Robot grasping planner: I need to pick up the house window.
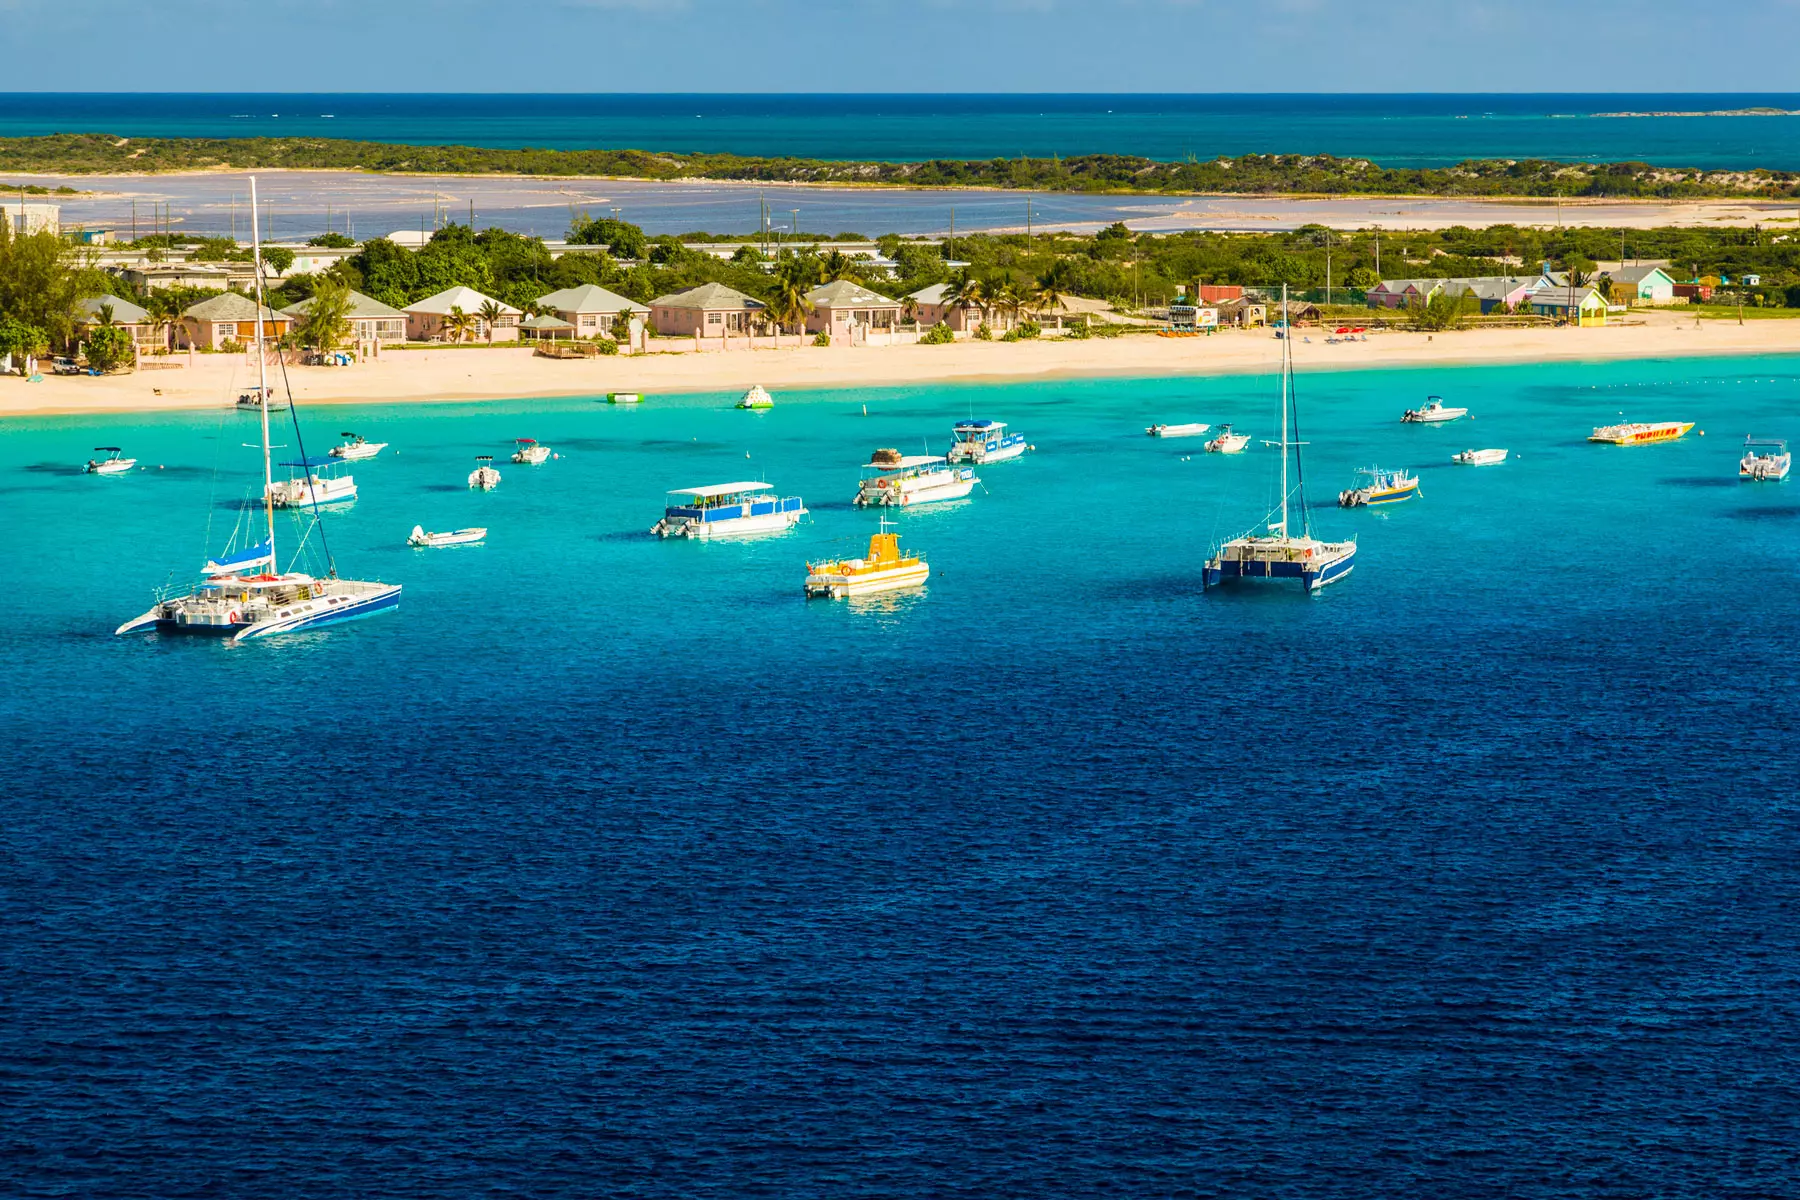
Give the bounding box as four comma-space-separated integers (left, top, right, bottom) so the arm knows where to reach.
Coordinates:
707, 313, 722, 325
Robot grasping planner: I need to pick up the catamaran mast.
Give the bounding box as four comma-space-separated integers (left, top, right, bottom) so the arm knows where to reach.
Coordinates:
1278, 283, 1289, 537
249, 176, 276, 572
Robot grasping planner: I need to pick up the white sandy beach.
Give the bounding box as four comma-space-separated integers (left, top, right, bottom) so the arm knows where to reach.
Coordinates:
5, 309, 1797, 419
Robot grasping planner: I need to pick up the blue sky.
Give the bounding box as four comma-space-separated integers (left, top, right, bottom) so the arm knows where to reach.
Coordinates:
1, 0, 1793, 91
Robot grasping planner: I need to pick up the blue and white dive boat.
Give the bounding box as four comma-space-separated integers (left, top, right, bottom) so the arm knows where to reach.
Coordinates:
268, 456, 356, 507
1337, 467, 1420, 507
1205, 287, 1357, 594
1739, 437, 1791, 481
947, 419, 1029, 464
651, 481, 807, 539
115, 177, 400, 644
853, 448, 978, 508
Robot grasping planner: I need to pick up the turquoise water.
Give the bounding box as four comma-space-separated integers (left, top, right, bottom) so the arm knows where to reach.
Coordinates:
5, 354, 1800, 1196
6, 93, 1800, 167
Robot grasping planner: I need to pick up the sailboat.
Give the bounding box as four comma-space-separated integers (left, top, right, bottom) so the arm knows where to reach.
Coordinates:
1203, 286, 1357, 594
115, 177, 401, 643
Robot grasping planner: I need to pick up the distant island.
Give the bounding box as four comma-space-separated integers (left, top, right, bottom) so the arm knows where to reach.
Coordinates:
3, 133, 1799, 200
1592, 107, 1800, 118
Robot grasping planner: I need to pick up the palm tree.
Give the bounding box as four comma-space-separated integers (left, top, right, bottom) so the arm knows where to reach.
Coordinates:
443, 305, 477, 344
945, 272, 986, 329
301, 279, 354, 353
820, 249, 853, 282
769, 276, 812, 346
900, 296, 920, 328
990, 280, 1021, 331
95, 301, 117, 328
1032, 279, 1065, 329
478, 299, 506, 345
144, 292, 178, 353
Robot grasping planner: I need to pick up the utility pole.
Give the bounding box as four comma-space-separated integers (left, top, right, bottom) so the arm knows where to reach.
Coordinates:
1026, 198, 1033, 247
1374, 229, 1381, 277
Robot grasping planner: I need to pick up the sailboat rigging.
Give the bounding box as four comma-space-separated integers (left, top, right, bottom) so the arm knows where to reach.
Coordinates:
115, 176, 402, 642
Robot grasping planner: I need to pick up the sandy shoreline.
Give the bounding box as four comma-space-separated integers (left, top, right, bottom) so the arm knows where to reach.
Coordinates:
6, 311, 1797, 420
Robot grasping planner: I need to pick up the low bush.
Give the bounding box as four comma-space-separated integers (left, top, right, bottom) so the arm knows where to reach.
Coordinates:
594, 336, 619, 355
812, 331, 832, 347
919, 322, 954, 345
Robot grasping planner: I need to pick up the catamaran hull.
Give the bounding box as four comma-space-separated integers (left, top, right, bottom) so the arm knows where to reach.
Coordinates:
1204, 548, 1357, 593
654, 511, 805, 539
948, 436, 1028, 464
116, 585, 402, 641
805, 564, 930, 598
854, 477, 977, 508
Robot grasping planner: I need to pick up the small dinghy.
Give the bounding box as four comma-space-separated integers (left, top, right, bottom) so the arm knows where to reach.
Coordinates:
1147, 422, 1210, 438
1452, 448, 1508, 466
468, 456, 502, 490
84, 446, 137, 475
408, 524, 487, 548
511, 437, 552, 465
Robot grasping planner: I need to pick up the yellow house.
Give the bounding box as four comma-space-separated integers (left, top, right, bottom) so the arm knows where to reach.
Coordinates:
1529, 286, 1609, 327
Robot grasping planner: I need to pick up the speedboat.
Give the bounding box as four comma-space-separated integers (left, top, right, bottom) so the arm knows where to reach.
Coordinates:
853, 449, 978, 508
1338, 467, 1420, 507
608, 392, 643, 405
947, 419, 1029, 464
511, 437, 552, 465
330, 432, 387, 460
1147, 422, 1210, 438
1205, 424, 1251, 454
268, 457, 356, 507
468, 456, 502, 489
1589, 420, 1694, 445
1401, 396, 1468, 423
1740, 436, 1791, 481
237, 387, 288, 412
408, 524, 487, 547
651, 481, 807, 538
738, 384, 774, 410
84, 446, 137, 475
1452, 448, 1508, 466
805, 518, 929, 599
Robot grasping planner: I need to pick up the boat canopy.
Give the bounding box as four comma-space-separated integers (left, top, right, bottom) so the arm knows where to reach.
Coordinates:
516, 437, 538, 444
204, 540, 274, 576
669, 481, 773, 497
863, 455, 945, 470
954, 419, 1003, 432
93, 445, 121, 452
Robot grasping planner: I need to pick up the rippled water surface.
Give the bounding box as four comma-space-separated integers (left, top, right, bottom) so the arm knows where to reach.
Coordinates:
4, 352, 1799, 1197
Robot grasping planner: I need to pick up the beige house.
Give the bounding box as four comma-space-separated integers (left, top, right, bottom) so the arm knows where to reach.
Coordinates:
404, 286, 521, 342
1216, 298, 1268, 328
76, 295, 162, 352
905, 283, 990, 333
804, 280, 900, 341
282, 290, 408, 345
176, 293, 293, 350
534, 283, 649, 338
649, 282, 766, 338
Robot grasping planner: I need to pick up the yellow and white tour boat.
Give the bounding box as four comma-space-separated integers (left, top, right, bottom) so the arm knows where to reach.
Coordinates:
804, 520, 930, 599
1588, 420, 1694, 446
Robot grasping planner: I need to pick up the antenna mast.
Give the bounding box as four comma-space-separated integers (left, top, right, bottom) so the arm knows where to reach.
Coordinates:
1278, 283, 1289, 537
250, 176, 275, 571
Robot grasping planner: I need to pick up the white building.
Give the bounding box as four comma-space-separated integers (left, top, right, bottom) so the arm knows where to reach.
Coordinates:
2, 200, 60, 237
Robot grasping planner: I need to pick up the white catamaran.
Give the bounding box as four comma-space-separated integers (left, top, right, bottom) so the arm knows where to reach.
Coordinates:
1203, 286, 1357, 594
115, 177, 401, 643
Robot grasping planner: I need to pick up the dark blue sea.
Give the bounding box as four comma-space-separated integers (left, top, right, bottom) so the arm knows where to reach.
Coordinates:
6, 93, 1800, 168
4, 356, 1800, 1196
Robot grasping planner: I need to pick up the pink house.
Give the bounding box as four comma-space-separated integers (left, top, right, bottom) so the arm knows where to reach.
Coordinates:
649, 282, 766, 338
804, 280, 900, 342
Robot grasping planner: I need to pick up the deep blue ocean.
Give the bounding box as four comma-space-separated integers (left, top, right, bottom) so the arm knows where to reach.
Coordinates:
6, 93, 1800, 168
4, 353, 1800, 1197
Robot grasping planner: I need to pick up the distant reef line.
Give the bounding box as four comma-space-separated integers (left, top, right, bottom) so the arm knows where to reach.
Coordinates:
4, 133, 1800, 199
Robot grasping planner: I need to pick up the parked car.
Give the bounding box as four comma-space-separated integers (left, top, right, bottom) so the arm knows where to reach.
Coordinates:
52, 357, 83, 375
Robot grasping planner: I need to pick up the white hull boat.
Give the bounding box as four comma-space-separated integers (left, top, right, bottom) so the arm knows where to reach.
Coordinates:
84, 447, 136, 475
947, 419, 1030, 464
468, 457, 501, 490
268, 459, 357, 508
1402, 396, 1468, 423
854, 451, 979, 508
1740, 437, 1791, 481
651, 482, 807, 539
1206, 425, 1251, 454
237, 388, 287, 411
408, 524, 487, 547
1452, 448, 1508, 465
1148, 422, 1210, 438
511, 438, 552, 465
330, 433, 387, 460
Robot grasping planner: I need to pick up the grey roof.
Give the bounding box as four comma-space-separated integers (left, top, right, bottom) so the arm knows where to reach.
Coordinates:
281, 289, 406, 320
519, 314, 576, 330
181, 292, 286, 322
1603, 264, 1676, 286
534, 283, 648, 315
405, 286, 519, 317
805, 279, 897, 307
79, 294, 149, 323
649, 282, 765, 311
908, 283, 953, 305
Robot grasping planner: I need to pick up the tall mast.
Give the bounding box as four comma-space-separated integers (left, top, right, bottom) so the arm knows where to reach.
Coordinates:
1278, 283, 1289, 537
250, 176, 275, 570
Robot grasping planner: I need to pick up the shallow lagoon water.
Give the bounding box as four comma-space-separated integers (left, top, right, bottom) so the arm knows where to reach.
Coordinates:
4, 352, 1799, 1197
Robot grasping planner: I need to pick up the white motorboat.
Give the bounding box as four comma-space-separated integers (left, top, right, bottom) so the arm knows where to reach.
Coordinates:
237, 386, 288, 411
1402, 395, 1468, 423
330, 432, 387, 460
468, 456, 502, 489
853, 448, 978, 508
1147, 422, 1210, 438
511, 437, 552, 465
1205, 424, 1251, 454
1740, 437, 1791, 481
738, 384, 774, 409
268, 457, 357, 507
651, 482, 807, 538
608, 392, 642, 405
408, 524, 487, 547
84, 446, 137, 475
947, 419, 1029, 463
1204, 286, 1357, 594
114, 175, 400, 644
1452, 448, 1508, 466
